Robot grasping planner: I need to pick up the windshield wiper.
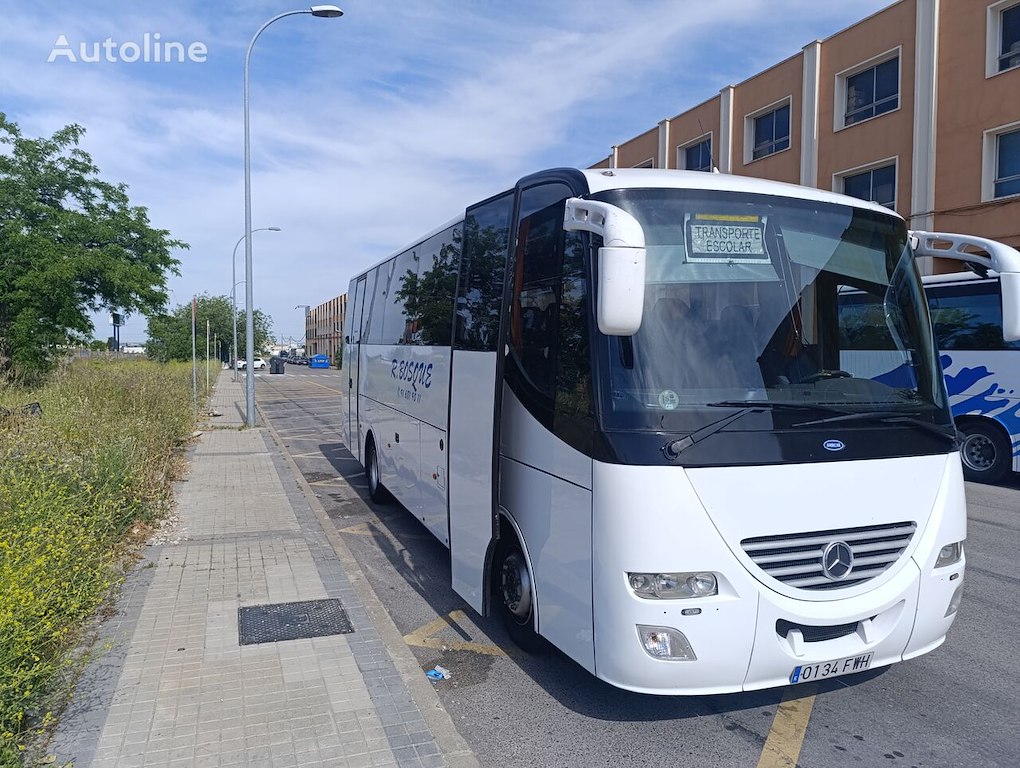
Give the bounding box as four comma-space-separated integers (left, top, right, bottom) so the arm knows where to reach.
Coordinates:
707, 400, 848, 414
664, 401, 841, 459
791, 411, 959, 443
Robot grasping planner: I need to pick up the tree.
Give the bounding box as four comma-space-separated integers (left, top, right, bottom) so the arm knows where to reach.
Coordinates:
145, 294, 273, 363
0, 114, 186, 380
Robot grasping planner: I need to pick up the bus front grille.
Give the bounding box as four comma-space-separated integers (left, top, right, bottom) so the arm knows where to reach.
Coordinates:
740, 522, 917, 590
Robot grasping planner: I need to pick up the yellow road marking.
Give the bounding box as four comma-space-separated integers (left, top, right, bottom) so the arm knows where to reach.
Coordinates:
403, 610, 506, 657
756, 685, 817, 768
293, 379, 344, 395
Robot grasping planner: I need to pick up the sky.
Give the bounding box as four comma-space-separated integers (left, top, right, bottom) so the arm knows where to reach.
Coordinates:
0, 0, 895, 346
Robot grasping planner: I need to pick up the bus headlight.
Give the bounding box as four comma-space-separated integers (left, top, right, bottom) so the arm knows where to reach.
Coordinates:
628, 572, 718, 599
935, 541, 963, 568
637, 625, 697, 660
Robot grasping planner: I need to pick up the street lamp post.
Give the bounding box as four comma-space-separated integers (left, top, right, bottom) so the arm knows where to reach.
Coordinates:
243, 4, 343, 427
232, 227, 280, 382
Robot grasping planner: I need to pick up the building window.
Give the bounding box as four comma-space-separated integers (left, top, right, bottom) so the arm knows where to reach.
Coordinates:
679, 137, 712, 172
990, 1, 1020, 75
750, 103, 790, 161
994, 128, 1020, 197
841, 163, 896, 208
844, 57, 899, 126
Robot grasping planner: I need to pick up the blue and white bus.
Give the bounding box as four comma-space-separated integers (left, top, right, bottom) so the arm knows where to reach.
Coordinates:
839, 232, 1020, 483
340, 168, 996, 694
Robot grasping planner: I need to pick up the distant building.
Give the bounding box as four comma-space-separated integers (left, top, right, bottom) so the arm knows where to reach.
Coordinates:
121, 343, 146, 355
593, 0, 1020, 260
305, 294, 347, 364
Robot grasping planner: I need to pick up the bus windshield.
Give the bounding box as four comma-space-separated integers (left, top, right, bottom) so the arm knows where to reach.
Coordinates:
591, 187, 951, 434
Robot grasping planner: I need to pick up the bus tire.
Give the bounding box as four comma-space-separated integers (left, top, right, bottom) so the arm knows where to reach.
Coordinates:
365, 437, 390, 503
496, 538, 543, 653
959, 420, 1011, 483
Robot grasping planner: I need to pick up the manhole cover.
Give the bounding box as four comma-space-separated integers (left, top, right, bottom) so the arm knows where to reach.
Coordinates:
238, 599, 354, 645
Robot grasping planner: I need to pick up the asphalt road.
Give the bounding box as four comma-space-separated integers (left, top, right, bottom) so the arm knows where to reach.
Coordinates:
256, 365, 1020, 768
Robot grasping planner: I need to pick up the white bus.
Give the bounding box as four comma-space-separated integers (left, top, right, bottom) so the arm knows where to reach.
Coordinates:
340, 168, 1002, 695
839, 233, 1020, 484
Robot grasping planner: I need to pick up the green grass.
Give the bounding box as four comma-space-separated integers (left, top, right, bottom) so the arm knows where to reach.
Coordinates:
0, 359, 200, 766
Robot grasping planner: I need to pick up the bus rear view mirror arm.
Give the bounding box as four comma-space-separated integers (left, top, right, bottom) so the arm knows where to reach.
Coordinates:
564, 198, 646, 336
911, 230, 1020, 341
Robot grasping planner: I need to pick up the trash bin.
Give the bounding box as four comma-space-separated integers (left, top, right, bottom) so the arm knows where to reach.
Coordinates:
270, 357, 286, 374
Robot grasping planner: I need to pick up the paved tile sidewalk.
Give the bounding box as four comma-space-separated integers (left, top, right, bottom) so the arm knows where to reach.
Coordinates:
49, 372, 475, 768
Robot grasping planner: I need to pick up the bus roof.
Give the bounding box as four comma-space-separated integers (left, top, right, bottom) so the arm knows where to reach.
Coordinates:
577, 168, 898, 218
347, 168, 900, 286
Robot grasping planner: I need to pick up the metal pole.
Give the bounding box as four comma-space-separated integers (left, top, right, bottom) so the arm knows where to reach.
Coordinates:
244, 8, 339, 426
232, 228, 278, 384
206, 319, 210, 395
191, 296, 198, 421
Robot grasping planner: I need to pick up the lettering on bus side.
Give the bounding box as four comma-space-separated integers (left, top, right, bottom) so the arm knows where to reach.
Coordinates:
390, 358, 433, 394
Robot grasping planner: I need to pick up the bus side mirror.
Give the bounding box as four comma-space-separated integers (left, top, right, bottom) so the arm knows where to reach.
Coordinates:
597, 246, 646, 336
563, 197, 647, 336
1001, 272, 1020, 341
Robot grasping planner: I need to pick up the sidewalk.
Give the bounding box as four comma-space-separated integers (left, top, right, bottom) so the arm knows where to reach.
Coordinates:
49, 371, 476, 768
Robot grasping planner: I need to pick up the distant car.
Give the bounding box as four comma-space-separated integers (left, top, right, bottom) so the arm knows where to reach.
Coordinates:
287, 356, 308, 365
236, 357, 267, 370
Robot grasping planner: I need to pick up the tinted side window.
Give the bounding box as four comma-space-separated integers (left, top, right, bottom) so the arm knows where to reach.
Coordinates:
507, 183, 573, 428
363, 263, 390, 344
393, 225, 460, 347
929, 282, 1020, 350
455, 193, 513, 351
554, 230, 594, 453
381, 249, 419, 344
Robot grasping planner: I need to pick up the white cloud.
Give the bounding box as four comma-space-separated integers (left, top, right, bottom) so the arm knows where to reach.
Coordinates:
0, 0, 894, 343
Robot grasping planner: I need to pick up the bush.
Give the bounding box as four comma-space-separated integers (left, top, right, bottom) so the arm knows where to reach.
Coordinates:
0, 359, 198, 765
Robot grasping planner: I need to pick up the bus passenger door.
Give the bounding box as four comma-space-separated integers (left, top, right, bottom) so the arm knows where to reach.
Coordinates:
448, 193, 514, 613
346, 275, 367, 462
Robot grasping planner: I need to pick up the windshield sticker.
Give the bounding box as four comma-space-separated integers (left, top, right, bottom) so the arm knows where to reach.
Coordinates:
686, 213, 769, 264
658, 390, 680, 410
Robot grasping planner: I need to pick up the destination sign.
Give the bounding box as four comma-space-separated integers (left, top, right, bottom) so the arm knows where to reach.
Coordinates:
687, 215, 769, 263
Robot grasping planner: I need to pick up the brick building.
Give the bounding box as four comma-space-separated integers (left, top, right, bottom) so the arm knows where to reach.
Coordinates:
304, 294, 347, 364
593, 0, 1020, 253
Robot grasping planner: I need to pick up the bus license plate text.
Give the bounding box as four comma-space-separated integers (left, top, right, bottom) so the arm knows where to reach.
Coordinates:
790, 653, 872, 684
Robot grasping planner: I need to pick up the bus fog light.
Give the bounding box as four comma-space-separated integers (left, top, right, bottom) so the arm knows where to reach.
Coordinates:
637, 625, 696, 660
935, 541, 963, 568
945, 583, 963, 617
627, 572, 719, 599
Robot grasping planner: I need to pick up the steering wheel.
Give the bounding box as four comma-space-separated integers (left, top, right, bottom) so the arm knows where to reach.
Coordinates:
801, 370, 852, 383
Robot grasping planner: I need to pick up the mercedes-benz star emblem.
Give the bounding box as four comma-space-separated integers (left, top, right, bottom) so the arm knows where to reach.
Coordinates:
821, 541, 855, 580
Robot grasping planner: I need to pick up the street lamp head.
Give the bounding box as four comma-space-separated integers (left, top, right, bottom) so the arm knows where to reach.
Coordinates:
310, 5, 343, 17
268, 226, 282, 231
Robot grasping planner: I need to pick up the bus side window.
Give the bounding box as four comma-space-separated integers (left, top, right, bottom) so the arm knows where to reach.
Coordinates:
928, 282, 1020, 350
507, 183, 574, 428
455, 192, 514, 352
554, 230, 594, 454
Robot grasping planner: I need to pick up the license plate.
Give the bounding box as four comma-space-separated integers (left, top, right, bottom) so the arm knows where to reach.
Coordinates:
790, 653, 872, 684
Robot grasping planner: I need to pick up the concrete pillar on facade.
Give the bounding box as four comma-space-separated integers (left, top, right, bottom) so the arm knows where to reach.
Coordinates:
719, 86, 735, 173
911, 0, 940, 246
657, 118, 671, 169
801, 41, 822, 189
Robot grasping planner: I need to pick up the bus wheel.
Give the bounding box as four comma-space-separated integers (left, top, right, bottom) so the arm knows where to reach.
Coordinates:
959, 421, 1011, 483
497, 540, 542, 652
365, 438, 390, 503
